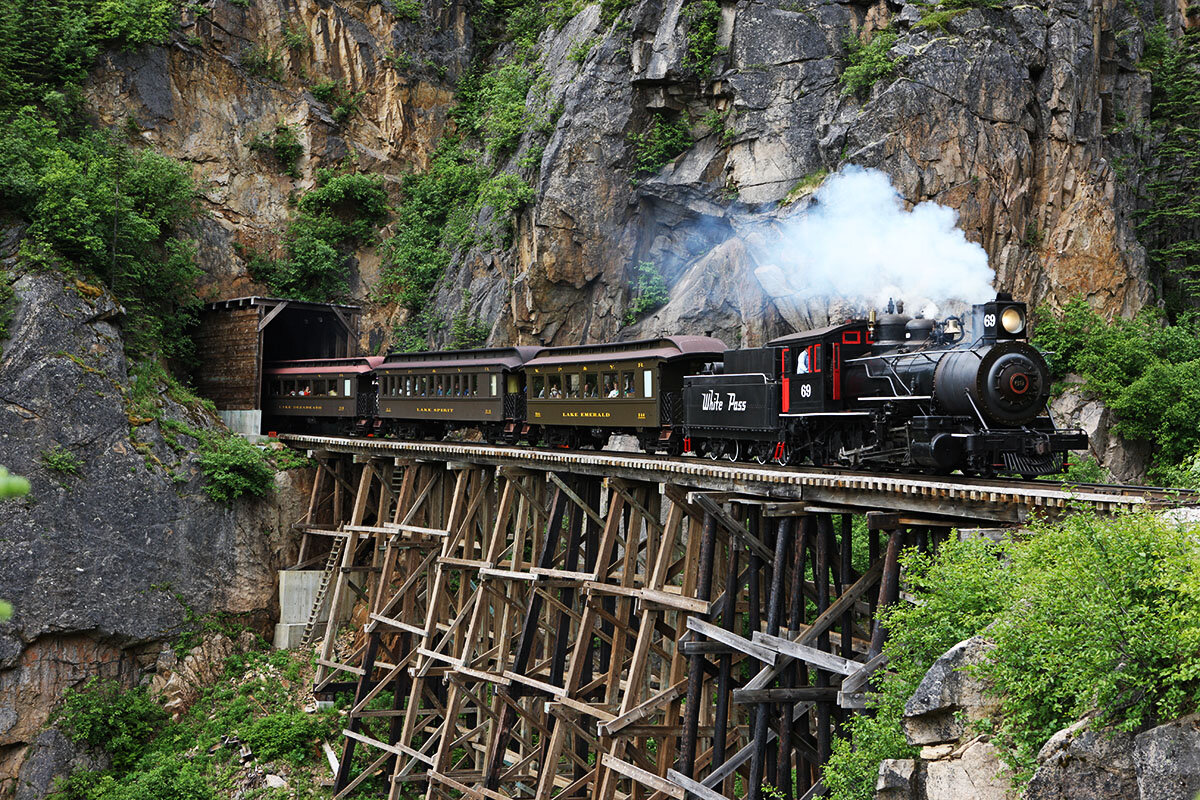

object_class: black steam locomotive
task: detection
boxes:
[684,293,1086,475]
[262,293,1086,477]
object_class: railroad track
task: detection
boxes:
[278,434,1200,524]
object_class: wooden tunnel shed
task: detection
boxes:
[195,297,361,434]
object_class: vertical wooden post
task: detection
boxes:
[677,510,718,778]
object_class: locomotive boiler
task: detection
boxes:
[682,293,1086,476]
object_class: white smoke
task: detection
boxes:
[753,166,994,325]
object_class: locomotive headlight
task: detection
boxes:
[1001,307,1025,334]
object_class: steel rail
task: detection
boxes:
[278,435,1199,524]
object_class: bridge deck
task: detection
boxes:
[278,434,1189,524]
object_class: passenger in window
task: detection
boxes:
[623,378,634,397]
[606,381,619,398]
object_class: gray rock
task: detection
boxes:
[0,271,307,774]
[1049,380,1150,484]
[1134,714,1200,800]
[12,728,107,800]
[876,758,918,800]
[903,637,998,746]
[1025,718,1138,800]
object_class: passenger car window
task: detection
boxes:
[621,371,635,398]
[603,373,618,398]
[548,375,563,399]
[584,374,598,398]
[566,374,580,398]
[533,376,545,398]
[643,370,653,398]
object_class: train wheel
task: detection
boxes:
[752,446,768,465]
[705,441,720,461]
[723,441,740,462]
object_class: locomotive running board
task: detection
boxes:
[779,412,873,418]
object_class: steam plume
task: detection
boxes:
[753,166,994,326]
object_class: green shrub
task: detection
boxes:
[93,0,181,48]
[310,79,364,123]
[196,434,275,504]
[0,267,15,344]
[281,22,308,50]
[474,61,536,155]
[270,445,313,471]
[600,0,633,23]
[1032,298,1200,481]
[629,113,693,176]
[624,261,669,323]
[567,35,598,63]
[249,168,387,301]
[250,123,303,178]
[682,0,724,78]
[394,0,421,22]
[826,512,1200,797]
[448,290,490,349]
[241,711,327,766]
[839,29,902,96]
[1136,26,1200,312]
[476,172,534,216]
[0,0,99,111]
[0,110,203,360]
[240,42,283,81]
[41,444,82,475]
[57,679,168,771]
[379,142,488,309]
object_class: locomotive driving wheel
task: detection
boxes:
[723,441,740,462]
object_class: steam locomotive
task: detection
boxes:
[262,293,1086,477]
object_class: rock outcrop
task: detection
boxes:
[1049,377,1151,483]
[0,267,309,793]
[875,636,1015,800]
[84,0,1172,352]
[881,642,1200,800]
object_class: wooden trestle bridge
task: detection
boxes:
[278,434,1190,800]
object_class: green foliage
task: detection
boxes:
[51,647,338,800]
[41,444,82,475]
[0,465,30,498]
[281,22,308,50]
[249,168,388,302]
[567,35,598,63]
[629,113,693,176]
[0,267,15,343]
[825,536,1006,800]
[469,61,536,155]
[379,142,488,309]
[93,0,181,48]
[394,0,422,21]
[477,172,534,216]
[624,260,669,323]
[57,679,168,771]
[827,512,1200,797]
[195,433,275,504]
[448,290,490,349]
[1032,297,1200,481]
[240,42,283,82]
[269,445,314,471]
[839,29,902,96]
[0,0,99,111]
[250,123,304,178]
[600,0,633,23]
[241,712,330,766]
[681,0,724,78]
[0,109,202,359]
[310,79,364,124]
[1136,26,1200,312]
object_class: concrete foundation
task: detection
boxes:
[272,569,360,650]
[219,409,262,437]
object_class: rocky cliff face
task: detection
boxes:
[0,261,309,794]
[85,0,1170,353]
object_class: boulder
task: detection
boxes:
[11,729,107,800]
[1134,714,1200,800]
[1025,718,1138,800]
[903,637,999,746]
[876,758,919,800]
[922,739,1011,800]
